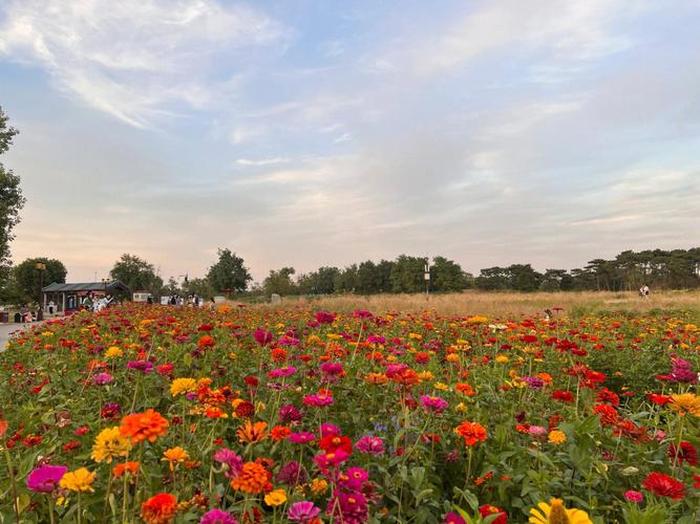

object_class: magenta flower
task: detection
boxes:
[320,423,341,437]
[339,466,369,490]
[355,435,385,455]
[279,404,302,423]
[288,431,316,444]
[420,395,449,414]
[268,366,297,379]
[624,490,644,503]
[276,460,307,486]
[253,328,273,346]
[126,360,153,373]
[314,311,336,324]
[200,508,238,524]
[327,490,368,523]
[26,464,67,493]
[213,448,242,478]
[528,425,547,437]
[314,449,349,472]
[352,309,373,319]
[288,501,321,523]
[303,393,333,407]
[93,372,113,385]
[444,512,467,524]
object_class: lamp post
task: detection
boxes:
[35,262,46,302]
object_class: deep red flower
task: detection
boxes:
[642,472,685,500]
[478,504,507,524]
[668,441,698,466]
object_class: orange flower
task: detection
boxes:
[455,383,476,396]
[237,420,268,444]
[162,447,189,471]
[270,425,292,441]
[455,421,488,446]
[197,335,215,349]
[113,461,140,478]
[141,492,177,524]
[119,409,169,444]
[365,372,388,385]
[230,461,271,494]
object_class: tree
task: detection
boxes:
[430,256,468,292]
[13,257,67,303]
[297,266,339,295]
[183,277,214,299]
[110,254,162,294]
[206,248,252,294]
[263,267,297,296]
[390,255,426,293]
[0,106,26,294]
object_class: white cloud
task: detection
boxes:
[0,0,289,127]
[235,157,290,166]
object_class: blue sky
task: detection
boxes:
[1,0,699,282]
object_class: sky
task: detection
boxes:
[1,0,699,283]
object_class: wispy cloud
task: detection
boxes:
[0,0,290,127]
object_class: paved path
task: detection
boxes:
[0,323,38,351]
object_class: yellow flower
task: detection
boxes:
[170,378,197,396]
[105,346,123,358]
[408,333,423,341]
[669,393,700,417]
[417,371,434,382]
[310,478,328,495]
[264,488,287,506]
[455,402,468,413]
[548,430,567,445]
[433,381,449,391]
[466,315,488,324]
[162,447,189,471]
[495,355,509,364]
[91,426,132,463]
[529,498,592,524]
[59,468,96,492]
[446,353,460,363]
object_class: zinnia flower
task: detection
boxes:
[213,448,243,478]
[288,500,321,523]
[230,461,270,494]
[547,430,567,445]
[528,498,592,524]
[454,421,487,446]
[624,490,643,503]
[236,420,267,444]
[91,426,132,463]
[162,446,189,470]
[668,440,698,466]
[119,408,169,443]
[642,471,685,500]
[59,467,96,492]
[141,492,178,524]
[264,488,287,506]
[200,508,238,524]
[355,435,385,455]
[170,378,197,396]
[669,393,700,417]
[26,464,67,493]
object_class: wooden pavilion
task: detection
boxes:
[41,281,130,314]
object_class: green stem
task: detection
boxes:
[2,446,20,522]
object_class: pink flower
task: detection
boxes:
[93,372,113,385]
[314,311,336,324]
[288,432,316,444]
[200,509,238,524]
[355,435,385,455]
[253,328,274,346]
[624,490,644,503]
[303,393,333,407]
[528,425,547,437]
[288,501,321,523]
[26,464,67,493]
[268,366,297,379]
[420,395,448,414]
[314,450,349,472]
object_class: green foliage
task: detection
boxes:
[109,253,163,294]
[13,257,67,303]
[183,277,214,299]
[390,255,427,293]
[0,106,25,296]
[206,248,252,294]
[297,266,340,295]
[262,267,296,296]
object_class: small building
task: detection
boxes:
[41,281,130,314]
[132,291,153,303]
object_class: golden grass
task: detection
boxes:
[258,289,700,318]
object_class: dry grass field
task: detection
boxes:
[263,289,700,318]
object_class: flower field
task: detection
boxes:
[0,304,698,523]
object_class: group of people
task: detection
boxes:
[80,292,114,312]
[165,294,204,307]
[639,284,651,298]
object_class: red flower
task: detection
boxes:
[642,472,685,500]
[478,504,508,524]
[593,403,618,426]
[454,422,487,447]
[319,435,353,454]
[647,393,672,406]
[551,390,574,403]
[141,492,177,524]
[668,441,698,466]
